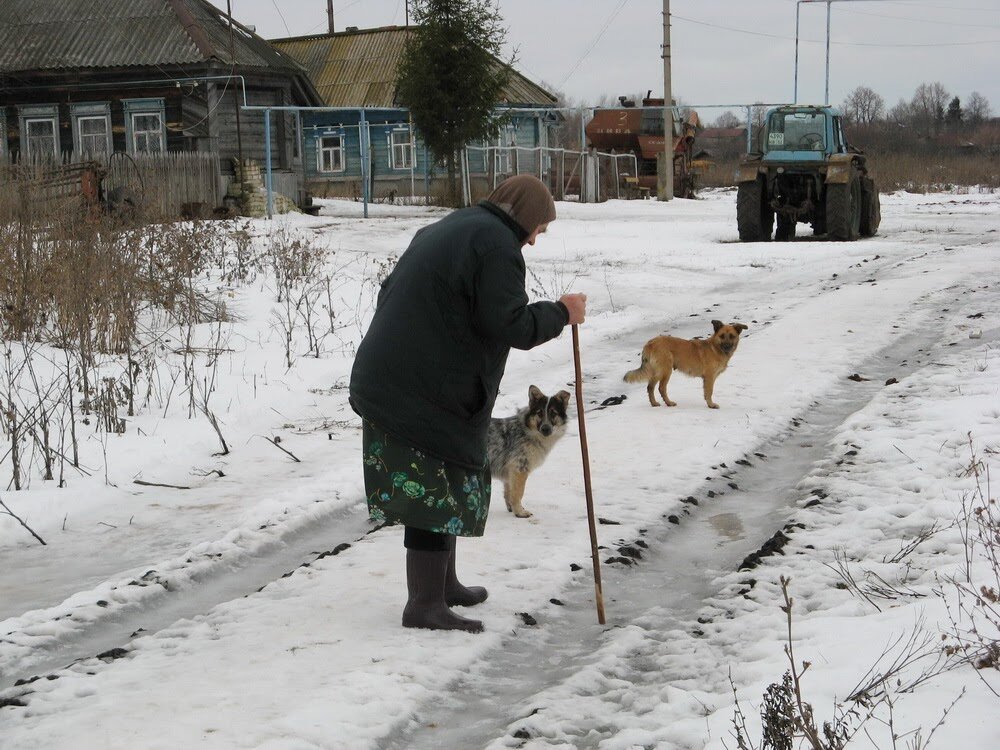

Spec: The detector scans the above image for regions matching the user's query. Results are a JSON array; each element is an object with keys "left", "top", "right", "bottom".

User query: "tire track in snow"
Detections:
[{"left": 387, "top": 285, "right": 1000, "bottom": 749}]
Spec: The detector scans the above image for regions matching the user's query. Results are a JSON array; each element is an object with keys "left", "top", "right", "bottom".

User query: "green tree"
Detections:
[
  {"left": 946, "top": 96, "right": 963, "bottom": 130},
  {"left": 396, "top": 0, "right": 513, "bottom": 205}
]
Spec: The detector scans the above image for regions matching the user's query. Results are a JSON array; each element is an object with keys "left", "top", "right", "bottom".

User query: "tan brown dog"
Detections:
[{"left": 623, "top": 320, "right": 748, "bottom": 409}]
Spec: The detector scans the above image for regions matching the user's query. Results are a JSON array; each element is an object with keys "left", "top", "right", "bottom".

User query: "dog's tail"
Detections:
[{"left": 623, "top": 351, "right": 652, "bottom": 383}]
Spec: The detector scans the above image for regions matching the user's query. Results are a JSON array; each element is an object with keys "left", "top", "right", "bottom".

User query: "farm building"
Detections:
[
  {"left": 0, "top": 0, "right": 322, "bottom": 213},
  {"left": 271, "top": 26, "right": 561, "bottom": 202}
]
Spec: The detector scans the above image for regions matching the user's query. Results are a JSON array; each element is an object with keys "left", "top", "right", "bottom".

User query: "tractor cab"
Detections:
[{"left": 761, "top": 106, "right": 849, "bottom": 162}]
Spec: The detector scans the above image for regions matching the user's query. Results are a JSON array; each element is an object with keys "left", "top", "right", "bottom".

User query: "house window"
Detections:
[
  {"left": 72, "top": 103, "right": 112, "bottom": 157},
  {"left": 133, "top": 113, "right": 164, "bottom": 153},
  {"left": 79, "top": 117, "right": 109, "bottom": 155},
  {"left": 19, "top": 105, "right": 61, "bottom": 160},
  {"left": 124, "top": 99, "right": 166, "bottom": 155},
  {"left": 389, "top": 128, "right": 414, "bottom": 169},
  {"left": 318, "top": 135, "right": 345, "bottom": 173},
  {"left": 26, "top": 118, "right": 58, "bottom": 158}
]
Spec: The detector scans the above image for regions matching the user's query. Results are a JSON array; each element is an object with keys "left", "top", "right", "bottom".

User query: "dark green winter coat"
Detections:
[{"left": 349, "top": 201, "right": 569, "bottom": 469}]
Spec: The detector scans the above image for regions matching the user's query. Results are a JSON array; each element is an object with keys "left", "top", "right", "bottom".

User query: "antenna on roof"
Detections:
[{"left": 327, "top": 0, "right": 335, "bottom": 34}]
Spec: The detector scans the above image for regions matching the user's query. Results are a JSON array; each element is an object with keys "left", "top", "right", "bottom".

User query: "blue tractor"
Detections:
[{"left": 735, "top": 105, "right": 880, "bottom": 241}]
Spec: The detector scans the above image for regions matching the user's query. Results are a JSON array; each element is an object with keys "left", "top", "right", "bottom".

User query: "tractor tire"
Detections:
[
  {"left": 775, "top": 214, "right": 796, "bottom": 242},
  {"left": 860, "top": 177, "right": 881, "bottom": 237},
  {"left": 737, "top": 178, "right": 774, "bottom": 242},
  {"left": 825, "top": 170, "right": 861, "bottom": 241}
]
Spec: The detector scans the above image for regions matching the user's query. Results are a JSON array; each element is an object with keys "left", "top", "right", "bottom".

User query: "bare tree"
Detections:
[
  {"left": 966, "top": 91, "right": 992, "bottom": 127},
  {"left": 888, "top": 97, "right": 913, "bottom": 126},
  {"left": 911, "top": 82, "right": 950, "bottom": 136},
  {"left": 542, "top": 84, "right": 586, "bottom": 151},
  {"left": 841, "top": 85, "right": 885, "bottom": 125},
  {"left": 711, "top": 110, "right": 742, "bottom": 129}
]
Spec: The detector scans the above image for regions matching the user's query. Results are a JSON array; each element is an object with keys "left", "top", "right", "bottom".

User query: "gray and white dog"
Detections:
[{"left": 487, "top": 385, "right": 571, "bottom": 518}]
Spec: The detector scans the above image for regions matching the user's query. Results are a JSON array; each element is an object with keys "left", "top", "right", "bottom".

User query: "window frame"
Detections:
[
  {"left": 317, "top": 133, "right": 346, "bottom": 173},
  {"left": 389, "top": 127, "right": 414, "bottom": 170},
  {"left": 833, "top": 116, "right": 847, "bottom": 153},
  {"left": 765, "top": 111, "right": 827, "bottom": 153},
  {"left": 18, "top": 104, "right": 60, "bottom": 160},
  {"left": 71, "top": 102, "right": 112, "bottom": 157},
  {"left": 123, "top": 98, "right": 166, "bottom": 155}
]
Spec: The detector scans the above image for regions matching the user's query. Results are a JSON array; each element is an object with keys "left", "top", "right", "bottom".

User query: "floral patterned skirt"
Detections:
[{"left": 362, "top": 419, "right": 492, "bottom": 537}]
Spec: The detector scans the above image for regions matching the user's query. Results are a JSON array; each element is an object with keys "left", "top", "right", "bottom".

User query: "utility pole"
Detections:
[
  {"left": 227, "top": 0, "right": 243, "bottom": 175},
  {"left": 661, "top": 0, "right": 674, "bottom": 201},
  {"left": 327, "top": 0, "right": 335, "bottom": 34}
]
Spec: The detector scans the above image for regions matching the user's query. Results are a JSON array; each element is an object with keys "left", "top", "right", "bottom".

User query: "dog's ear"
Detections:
[
  {"left": 554, "top": 390, "right": 572, "bottom": 408},
  {"left": 732, "top": 323, "right": 748, "bottom": 333},
  {"left": 711, "top": 319, "right": 724, "bottom": 333},
  {"left": 528, "top": 384, "right": 544, "bottom": 403}
]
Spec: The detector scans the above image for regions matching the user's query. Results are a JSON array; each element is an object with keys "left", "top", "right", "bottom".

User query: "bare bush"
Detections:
[
  {"left": 0, "top": 172, "right": 234, "bottom": 485},
  {"left": 267, "top": 226, "right": 368, "bottom": 366},
  {"left": 941, "top": 438, "right": 1000, "bottom": 692},
  {"left": 728, "top": 577, "right": 958, "bottom": 750}
]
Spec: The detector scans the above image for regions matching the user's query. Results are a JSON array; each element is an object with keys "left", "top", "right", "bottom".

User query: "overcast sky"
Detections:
[{"left": 208, "top": 0, "right": 1000, "bottom": 121}]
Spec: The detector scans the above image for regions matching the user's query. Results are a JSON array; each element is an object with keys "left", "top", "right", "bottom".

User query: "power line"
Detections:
[
  {"left": 558, "top": 0, "right": 631, "bottom": 88},
  {"left": 672, "top": 13, "right": 1000, "bottom": 47},
  {"left": 268, "top": 0, "right": 291, "bottom": 36},
  {"left": 880, "top": 1, "right": 1000, "bottom": 11},
  {"left": 786, "top": 0, "right": 1000, "bottom": 11},
  {"left": 838, "top": 6, "right": 1000, "bottom": 27}
]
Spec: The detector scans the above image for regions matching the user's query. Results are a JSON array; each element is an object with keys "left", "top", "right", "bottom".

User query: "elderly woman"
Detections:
[{"left": 349, "top": 175, "right": 586, "bottom": 633}]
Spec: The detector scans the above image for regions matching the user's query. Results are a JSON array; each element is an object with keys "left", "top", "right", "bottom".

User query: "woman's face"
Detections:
[{"left": 525, "top": 223, "right": 549, "bottom": 247}]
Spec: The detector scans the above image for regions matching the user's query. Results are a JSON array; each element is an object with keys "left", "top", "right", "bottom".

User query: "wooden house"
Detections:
[
  {"left": 0, "top": 0, "right": 322, "bottom": 207},
  {"left": 271, "top": 26, "right": 561, "bottom": 202}
]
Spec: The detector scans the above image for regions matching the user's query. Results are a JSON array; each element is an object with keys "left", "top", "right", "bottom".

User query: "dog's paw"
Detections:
[
  {"left": 666, "top": 400, "right": 677, "bottom": 407},
  {"left": 514, "top": 509, "right": 533, "bottom": 518},
  {"left": 707, "top": 402, "right": 720, "bottom": 409}
]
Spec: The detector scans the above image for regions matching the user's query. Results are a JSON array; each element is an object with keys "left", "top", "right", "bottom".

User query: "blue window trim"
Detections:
[
  {"left": 123, "top": 98, "right": 166, "bottom": 155},
  {"left": 316, "top": 130, "right": 347, "bottom": 173},
  {"left": 388, "top": 127, "right": 414, "bottom": 170},
  {"left": 18, "top": 104, "right": 61, "bottom": 158},
  {"left": 70, "top": 102, "right": 112, "bottom": 156}
]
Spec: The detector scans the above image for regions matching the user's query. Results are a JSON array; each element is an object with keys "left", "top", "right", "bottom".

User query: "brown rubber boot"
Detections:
[
  {"left": 402, "top": 549, "right": 483, "bottom": 633},
  {"left": 444, "top": 536, "right": 488, "bottom": 607}
]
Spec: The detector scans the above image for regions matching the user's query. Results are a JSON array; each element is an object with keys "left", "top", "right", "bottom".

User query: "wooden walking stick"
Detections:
[{"left": 572, "top": 324, "right": 606, "bottom": 625}]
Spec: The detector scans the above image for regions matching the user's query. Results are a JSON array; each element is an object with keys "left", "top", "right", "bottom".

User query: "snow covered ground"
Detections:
[{"left": 1, "top": 188, "right": 998, "bottom": 749}]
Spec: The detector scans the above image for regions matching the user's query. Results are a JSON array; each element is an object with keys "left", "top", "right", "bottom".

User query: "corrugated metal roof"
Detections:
[
  {"left": 273, "top": 26, "right": 557, "bottom": 109},
  {"left": 0, "top": 0, "right": 306, "bottom": 73}
]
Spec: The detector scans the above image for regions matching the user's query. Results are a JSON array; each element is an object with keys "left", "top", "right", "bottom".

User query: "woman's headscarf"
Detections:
[{"left": 485, "top": 175, "right": 557, "bottom": 237}]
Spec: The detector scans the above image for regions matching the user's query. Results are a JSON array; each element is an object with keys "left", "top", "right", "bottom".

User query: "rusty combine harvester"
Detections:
[{"left": 586, "top": 93, "right": 700, "bottom": 199}]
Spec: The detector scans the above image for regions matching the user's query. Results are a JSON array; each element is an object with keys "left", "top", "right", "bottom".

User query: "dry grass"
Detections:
[{"left": 694, "top": 150, "right": 999, "bottom": 194}]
